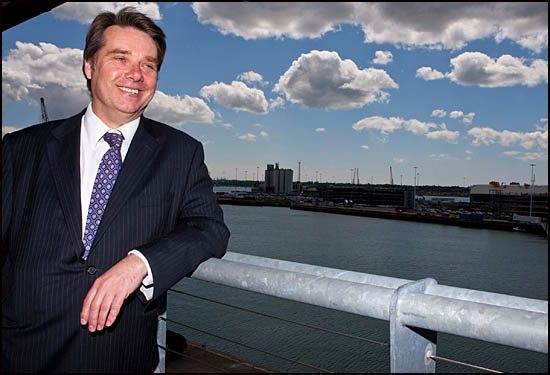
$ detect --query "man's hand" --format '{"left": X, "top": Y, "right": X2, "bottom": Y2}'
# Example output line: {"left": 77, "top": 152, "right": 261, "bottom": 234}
{"left": 80, "top": 254, "right": 148, "bottom": 332}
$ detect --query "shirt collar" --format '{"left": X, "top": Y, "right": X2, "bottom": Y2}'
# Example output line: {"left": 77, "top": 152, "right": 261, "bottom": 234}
{"left": 82, "top": 103, "right": 140, "bottom": 148}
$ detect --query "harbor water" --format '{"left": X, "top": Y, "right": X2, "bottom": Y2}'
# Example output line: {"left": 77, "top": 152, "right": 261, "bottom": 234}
{"left": 168, "top": 205, "right": 548, "bottom": 373}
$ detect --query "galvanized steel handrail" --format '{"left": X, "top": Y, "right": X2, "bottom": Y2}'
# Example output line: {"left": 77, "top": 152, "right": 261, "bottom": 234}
{"left": 191, "top": 251, "right": 548, "bottom": 354}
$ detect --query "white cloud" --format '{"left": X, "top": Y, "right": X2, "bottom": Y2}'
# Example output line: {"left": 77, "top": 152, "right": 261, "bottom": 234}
{"left": 450, "top": 110, "right": 476, "bottom": 124}
{"left": 360, "top": 145, "right": 369, "bottom": 150}
{"left": 192, "top": 3, "right": 548, "bottom": 52}
{"left": 352, "top": 116, "right": 403, "bottom": 135}
{"left": 503, "top": 151, "right": 548, "bottom": 161}
{"left": 237, "top": 71, "right": 267, "bottom": 86}
{"left": 468, "top": 126, "right": 548, "bottom": 150}
{"left": 274, "top": 50, "right": 398, "bottom": 110}
{"left": 315, "top": 128, "right": 326, "bottom": 132}
{"left": 238, "top": 133, "right": 257, "bottom": 141}
{"left": 259, "top": 131, "right": 269, "bottom": 137}
{"left": 353, "top": 116, "right": 458, "bottom": 143}
{"left": 416, "top": 67, "right": 445, "bottom": 81}
{"left": 431, "top": 109, "right": 447, "bottom": 118}
{"left": 425, "top": 129, "right": 460, "bottom": 143}
{"left": 446, "top": 52, "right": 548, "bottom": 88}
{"left": 191, "top": 2, "right": 355, "bottom": 40}
{"left": 145, "top": 91, "right": 215, "bottom": 125}
{"left": 428, "top": 153, "right": 450, "bottom": 160}
{"left": 465, "top": 150, "right": 473, "bottom": 155}
{"left": 403, "top": 119, "right": 437, "bottom": 135}
{"left": 268, "top": 97, "right": 285, "bottom": 110}
{"left": 393, "top": 157, "right": 406, "bottom": 164}
{"left": 2, "top": 41, "right": 90, "bottom": 120}
{"left": 200, "top": 80, "right": 268, "bottom": 114}
{"left": 372, "top": 50, "right": 393, "bottom": 65}
{"left": 221, "top": 123, "right": 233, "bottom": 128}
{"left": 51, "top": 2, "right": 162, "bottom": 24}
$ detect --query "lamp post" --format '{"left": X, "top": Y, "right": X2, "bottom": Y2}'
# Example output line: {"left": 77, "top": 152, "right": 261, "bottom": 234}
{"left": 413, "top": 166, "right": 418, "bottom": 210}
{"left": 529, "top": 164, "right": 535, "bottom": 216}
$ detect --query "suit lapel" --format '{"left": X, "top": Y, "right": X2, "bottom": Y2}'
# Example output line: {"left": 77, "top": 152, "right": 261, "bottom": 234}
{"left": 91, "top": 117, "right": 163, "bottom": 250}
{"left": 47, "top": 111, "right": 85, "bottom": 257}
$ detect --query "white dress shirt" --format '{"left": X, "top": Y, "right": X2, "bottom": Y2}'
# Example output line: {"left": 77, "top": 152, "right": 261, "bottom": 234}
{"left": 80, "top": 103, "right": 154, "bottom": 300}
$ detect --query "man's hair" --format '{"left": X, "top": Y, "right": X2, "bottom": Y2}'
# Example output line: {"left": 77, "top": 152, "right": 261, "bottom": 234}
{"left": 82, "top": 6, "right": 166, "bottom": 92}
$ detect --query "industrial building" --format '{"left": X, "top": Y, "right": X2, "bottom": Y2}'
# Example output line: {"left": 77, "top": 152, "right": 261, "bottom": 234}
{"left": 315, "top": 186, "right": 415, "bottom": 208}
{"left": 469, "top": 182, "right": 548, "bottom": 218}
{"left": 265, "top": 163, "right": 293, "bottom": 194}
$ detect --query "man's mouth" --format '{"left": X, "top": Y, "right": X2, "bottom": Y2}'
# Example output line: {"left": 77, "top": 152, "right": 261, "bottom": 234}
{"left": 119, "top": 86, "right": 139, "bottom": 95}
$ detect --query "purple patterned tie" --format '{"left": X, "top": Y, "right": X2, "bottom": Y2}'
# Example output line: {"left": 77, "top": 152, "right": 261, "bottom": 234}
{"left": 82, "top": 132, "right": 124, "bottom": 260}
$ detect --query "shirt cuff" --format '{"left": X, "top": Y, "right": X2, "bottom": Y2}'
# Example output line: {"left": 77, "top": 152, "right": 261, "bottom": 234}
{"left": 129, "top": 249, "right": 154, "bottom": 301}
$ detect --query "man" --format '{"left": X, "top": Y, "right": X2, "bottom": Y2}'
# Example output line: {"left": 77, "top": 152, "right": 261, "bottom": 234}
{"left": 2, "top": 7, "right": 230, "bottom": 372}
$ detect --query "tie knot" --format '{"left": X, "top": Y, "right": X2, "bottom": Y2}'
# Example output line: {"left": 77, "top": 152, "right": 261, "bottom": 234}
{"left": 103, "top": 132, "right": 124, "bottom": 149}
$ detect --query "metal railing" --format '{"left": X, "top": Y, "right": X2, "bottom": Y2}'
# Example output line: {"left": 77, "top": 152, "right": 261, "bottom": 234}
{"left": 158, "top": 251, "right": 548, "bottom": 373}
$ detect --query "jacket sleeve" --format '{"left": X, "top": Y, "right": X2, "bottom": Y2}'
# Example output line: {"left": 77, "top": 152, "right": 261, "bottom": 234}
{"left": 136, "top": 141, "right": 230, "bottom": 302}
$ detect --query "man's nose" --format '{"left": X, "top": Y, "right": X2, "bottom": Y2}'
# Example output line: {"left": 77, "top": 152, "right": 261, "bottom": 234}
{"left": 126, "top": 63, "right": 144, "bottom": 82}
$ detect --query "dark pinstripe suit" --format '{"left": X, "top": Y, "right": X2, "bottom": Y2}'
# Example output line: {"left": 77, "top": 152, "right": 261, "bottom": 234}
{"left": 1, "top": 110, "right": 230, "bottom": 372}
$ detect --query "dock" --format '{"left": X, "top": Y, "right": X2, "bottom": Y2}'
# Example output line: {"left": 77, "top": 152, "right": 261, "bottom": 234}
{"left": 166, "top": 340, "right": 272, "bottom": 373}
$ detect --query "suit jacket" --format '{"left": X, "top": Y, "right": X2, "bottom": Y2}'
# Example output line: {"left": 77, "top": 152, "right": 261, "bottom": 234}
{"left": 1, "top": 110, "right": 230, "bottom": 372}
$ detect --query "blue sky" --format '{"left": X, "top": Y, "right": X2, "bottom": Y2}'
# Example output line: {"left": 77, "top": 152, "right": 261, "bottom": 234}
{"left": 2, "top": 2, "right": 548, "bottom": 186}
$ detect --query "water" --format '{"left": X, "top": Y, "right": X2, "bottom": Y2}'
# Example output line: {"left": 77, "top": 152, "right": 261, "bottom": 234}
{"left": 168, "top": 205, "right": 548, "bottom": 373}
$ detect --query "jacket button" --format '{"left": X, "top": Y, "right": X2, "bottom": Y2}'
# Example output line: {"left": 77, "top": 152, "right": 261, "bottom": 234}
{"left": 87, "top": 266, "right": 97, "bottom": 275}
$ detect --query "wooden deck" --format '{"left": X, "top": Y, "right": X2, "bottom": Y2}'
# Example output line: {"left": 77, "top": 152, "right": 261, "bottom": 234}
{"left": 166, "top": 340, "right": 273, "bottom": 373}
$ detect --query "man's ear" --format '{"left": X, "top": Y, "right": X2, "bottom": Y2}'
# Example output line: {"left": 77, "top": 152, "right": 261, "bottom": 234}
{"left": 84, "top": 59, "right": 93, "bottom": 80}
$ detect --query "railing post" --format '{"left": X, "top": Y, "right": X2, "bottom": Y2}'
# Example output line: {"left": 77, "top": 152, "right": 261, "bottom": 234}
{"left": 390, "top": 278, "right": 438, "bottom": 373}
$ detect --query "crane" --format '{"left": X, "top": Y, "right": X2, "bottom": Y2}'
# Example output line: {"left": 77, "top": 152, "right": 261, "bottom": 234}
{"left": 40, "top": 97, "right": 49, "bottom": 123}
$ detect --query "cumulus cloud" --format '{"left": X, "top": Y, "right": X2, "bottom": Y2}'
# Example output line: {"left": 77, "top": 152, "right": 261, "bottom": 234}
{"left": 416, "top": 67, "right": 445, "bottom": 81}
{"left": 145, "top": 91, "right": 215, "bottom": 125}
{"left": 403, "top": 119, "right": 437, "bottom": 135}
{"left": 372, "top": 50, "right": 393, "bottom": 65}
{"left": 51, "top": 2, "right": 161, "bottom": 24}
{"left": 446, "top": 52, "right": 548, "bottom": 88}
{"left": 237, "top": 71, "right": 267, "bottom": 86}
{"left": 238, "top": 133, "right": 257, "bottom": 141}
{"left": 191, "top": 2, "right": 355, "bottom": 40}
{"left": 425, "top": 129, "right": 460, "bottom": 143}
{"left": 259, "top": 131, "right": 269, "bottom": 137}
{"left": 449, "top": 110, "right": 476, "bottom": 124}
{"left": 431, "top": 109, "right": 447, "bottom": 118}
{"left": 274, "top": 50, "right": 398, "bottom": 110}
{"left": 2, "top": 41, "right": 89, "bottom": 120}
{"left": 200, "top": 80, "right": 268, "bottom": 114}
{"left": 468, "top": 126, "right": 548, "bottom": 150}
{"left": 2, "top": 41, "right": 215, "bottom": 125}
{"left": 352, "top": 116, "right": 403, "bottom": 135}
{"left": 315, "top": 128, "right": 326, "bottom": 132}
{"left": 192, "top": 2, "right": 548, "bottom": 52}
{"left": 503, "top": 151, "right": 547, "bottom": 161}
{"left": 268, "top": 97, "right": 285, "bottom": 110}
{"left": 428, "top": 153, "right": 450, "bottom": 160}
{"left": 353, "top": 115, "right": 459, "bottom": 143}
{"left": 360, "top": 145, "right": 369, "bottom": 150}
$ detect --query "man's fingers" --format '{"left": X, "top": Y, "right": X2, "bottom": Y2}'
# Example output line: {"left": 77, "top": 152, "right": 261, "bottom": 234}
{"left": 105, "top": 295, "right": 124, "bottom": 327}
{"left": 96, "top": 293, "right": 115, "bottom": 331}
{"left": 80, "top": 287, "right": 98, "bottom": 325}
{"left": 86, "top": 288, "right": 106, "bottom": 332}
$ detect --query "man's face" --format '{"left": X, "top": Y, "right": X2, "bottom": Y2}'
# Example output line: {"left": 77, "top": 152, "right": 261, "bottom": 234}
{"left": 84, "top": 25, "right": 158, "bottom": 128}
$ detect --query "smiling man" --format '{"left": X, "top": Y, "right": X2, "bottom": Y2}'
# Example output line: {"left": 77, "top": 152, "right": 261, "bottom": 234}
{"left": 2, "top": 7, "right": 230, "bottom": 372}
